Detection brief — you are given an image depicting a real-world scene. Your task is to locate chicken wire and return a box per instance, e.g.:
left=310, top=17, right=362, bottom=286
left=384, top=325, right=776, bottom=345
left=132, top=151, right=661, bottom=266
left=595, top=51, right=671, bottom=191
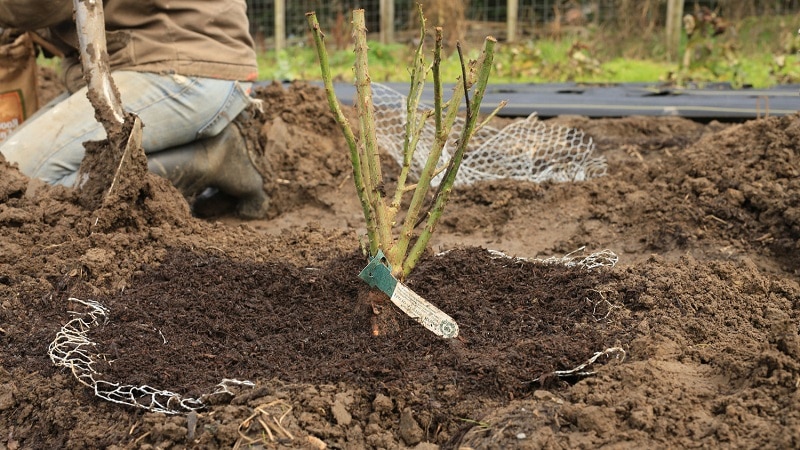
left=48, top=297, right=253, bottom=415
left=47, top=248, right=625, bottom=414
left=447, top=246, right=619, bottom=270
left=371, top=83, right=607, bottom=187
left=529, top=246, right=619, bottom=270
left=49, top=250, right=617, bottom=413
left=528, top=346, right=626, bottom=383
left=442, top=247, right=624, bottom=381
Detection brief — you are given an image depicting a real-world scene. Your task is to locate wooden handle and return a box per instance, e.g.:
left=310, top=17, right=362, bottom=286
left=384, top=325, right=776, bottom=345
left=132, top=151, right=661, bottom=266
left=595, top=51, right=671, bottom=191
left=73, top=0, right=125, bottom=136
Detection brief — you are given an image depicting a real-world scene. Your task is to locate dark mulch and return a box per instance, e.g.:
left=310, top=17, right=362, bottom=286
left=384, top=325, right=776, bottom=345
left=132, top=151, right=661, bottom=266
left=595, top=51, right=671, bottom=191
left=81, top=246, right=631, bottom=404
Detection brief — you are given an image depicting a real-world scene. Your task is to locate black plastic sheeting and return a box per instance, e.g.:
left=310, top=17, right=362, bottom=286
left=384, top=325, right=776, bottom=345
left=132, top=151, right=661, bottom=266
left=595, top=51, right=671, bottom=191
left=305, top=82, right=800, bottom=121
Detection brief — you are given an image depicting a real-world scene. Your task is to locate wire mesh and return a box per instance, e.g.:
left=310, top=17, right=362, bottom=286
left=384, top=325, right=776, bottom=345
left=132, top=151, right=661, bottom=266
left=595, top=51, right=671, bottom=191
left=371, top=83, right=607, bottom=187
left=48, top=298, right=254, bottom=415
left=246, top=0, right=800, bottom=49
left=247, top=0, right=415, bottom=49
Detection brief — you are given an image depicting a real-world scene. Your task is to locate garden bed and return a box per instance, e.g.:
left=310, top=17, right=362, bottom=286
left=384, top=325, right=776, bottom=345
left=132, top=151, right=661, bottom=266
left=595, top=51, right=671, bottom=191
left=1, top=82, right=799, bottom=449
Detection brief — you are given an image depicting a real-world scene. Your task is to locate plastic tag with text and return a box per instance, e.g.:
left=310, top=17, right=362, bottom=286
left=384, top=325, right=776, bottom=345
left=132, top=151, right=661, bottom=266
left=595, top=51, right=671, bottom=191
left=358, top=250, right=459, bottom=339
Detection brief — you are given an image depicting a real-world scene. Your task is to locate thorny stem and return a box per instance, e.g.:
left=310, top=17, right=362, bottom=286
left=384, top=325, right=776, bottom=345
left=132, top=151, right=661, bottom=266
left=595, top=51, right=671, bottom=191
left=352, top=10, right=393, bottom=255
left=306, top=12, right=378, bottom=251
left=432, top=28, right=444, bottom=144
left=457, top=42, right=471, bottom=123
left=394, top=29, right=464, bottom=269
left=308, top=8, right=498, bottom=280
left=411, top=26, right=445, bottom=232
left=390, top=5, right=429, bottom=213
left=403, top=37, right=497, bottom=277
left=413, top=38, right=469, bottom=230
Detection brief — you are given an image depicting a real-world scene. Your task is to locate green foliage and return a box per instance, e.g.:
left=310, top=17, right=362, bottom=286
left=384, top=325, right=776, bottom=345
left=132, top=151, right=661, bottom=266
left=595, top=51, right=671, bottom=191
left=257, top=49, right=297, bottom=81
left=601, top=58, right=673, bottom=83
left=36, top=54, right=61, bottom=72
left=664, top=10, right=800, bottom=88
left=259, top=14, right=800, bottom=88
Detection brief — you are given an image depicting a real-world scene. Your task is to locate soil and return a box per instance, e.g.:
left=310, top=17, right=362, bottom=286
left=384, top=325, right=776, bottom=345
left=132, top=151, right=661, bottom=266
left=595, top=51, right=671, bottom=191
left=2, top=80, right=800, bottom=450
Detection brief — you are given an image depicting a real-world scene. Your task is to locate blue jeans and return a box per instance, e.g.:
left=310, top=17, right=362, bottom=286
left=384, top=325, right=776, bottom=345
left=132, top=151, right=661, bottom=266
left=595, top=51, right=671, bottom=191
left=0, top=71, right=253, bottom=187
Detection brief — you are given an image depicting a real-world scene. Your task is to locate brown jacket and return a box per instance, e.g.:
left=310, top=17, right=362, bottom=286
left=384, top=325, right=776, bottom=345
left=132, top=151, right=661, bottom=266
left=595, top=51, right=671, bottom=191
left=0, top=0, right=258, bottom=92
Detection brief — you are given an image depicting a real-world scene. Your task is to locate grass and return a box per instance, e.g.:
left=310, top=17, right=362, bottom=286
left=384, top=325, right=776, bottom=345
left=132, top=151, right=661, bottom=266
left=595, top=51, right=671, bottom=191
left=598, top=59, right=674, bottom=84
left=257, top=14, right=800, bottom=88
left=253, top=42, right=646, bottom=85
left=32, top=14, right=799, bottom=89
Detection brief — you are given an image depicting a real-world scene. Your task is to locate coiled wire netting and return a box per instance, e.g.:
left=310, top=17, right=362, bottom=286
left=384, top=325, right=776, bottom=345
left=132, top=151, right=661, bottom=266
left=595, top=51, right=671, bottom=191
left=371, top=83, right=607, bottom=187
left=48, top=297, right=253, bottom=415
left=49, top=247, right=621, bottom=413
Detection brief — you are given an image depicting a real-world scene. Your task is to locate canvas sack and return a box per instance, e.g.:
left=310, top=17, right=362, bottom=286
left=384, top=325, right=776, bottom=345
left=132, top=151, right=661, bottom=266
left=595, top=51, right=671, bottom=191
left=0, top=31, right=39, bottom=143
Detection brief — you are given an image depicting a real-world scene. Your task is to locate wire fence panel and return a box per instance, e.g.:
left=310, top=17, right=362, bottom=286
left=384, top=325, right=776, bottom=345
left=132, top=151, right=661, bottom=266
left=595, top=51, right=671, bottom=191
left=247, top=1, right=415, bottom=49
left=246, top=0, right=800, bottom=49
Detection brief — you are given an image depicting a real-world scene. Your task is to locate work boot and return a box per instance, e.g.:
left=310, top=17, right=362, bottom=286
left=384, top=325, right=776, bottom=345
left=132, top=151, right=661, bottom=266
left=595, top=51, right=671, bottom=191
left=147, top=121, right=269, bottom=219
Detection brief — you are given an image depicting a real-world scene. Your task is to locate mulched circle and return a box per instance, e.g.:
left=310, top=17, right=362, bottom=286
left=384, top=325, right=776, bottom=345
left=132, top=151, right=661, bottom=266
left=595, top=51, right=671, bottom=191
left=81, top=246, right=633, bottom=403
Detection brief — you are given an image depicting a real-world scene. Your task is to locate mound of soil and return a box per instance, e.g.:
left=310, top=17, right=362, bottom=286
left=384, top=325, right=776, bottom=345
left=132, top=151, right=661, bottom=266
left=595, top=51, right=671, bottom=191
left=1, top=81, right=799, bottom=449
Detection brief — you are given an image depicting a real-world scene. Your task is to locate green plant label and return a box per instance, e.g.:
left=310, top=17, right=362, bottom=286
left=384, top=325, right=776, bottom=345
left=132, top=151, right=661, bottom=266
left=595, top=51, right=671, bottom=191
left=358, top=251, right=459, bottom=339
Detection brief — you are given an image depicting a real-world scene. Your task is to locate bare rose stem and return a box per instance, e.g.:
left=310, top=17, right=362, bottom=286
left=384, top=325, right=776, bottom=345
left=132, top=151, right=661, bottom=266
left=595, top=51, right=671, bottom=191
left=306, top=11, right=378, bottom=251
left=391, top=26, right=452, bottom=269
left=307, top=9, right=497, bottom=280
left=389, top=6, right=432, bottom=212
left=350, top=10, right=394, bottom=255
left=403, top=36, right=497, bottom=278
